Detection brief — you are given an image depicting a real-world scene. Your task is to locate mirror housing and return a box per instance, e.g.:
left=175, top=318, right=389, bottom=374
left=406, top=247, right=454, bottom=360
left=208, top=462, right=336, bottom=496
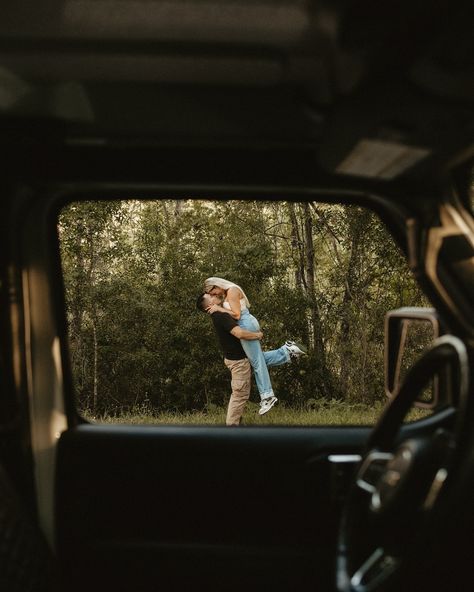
left=385, top=307, right=441, bottom=409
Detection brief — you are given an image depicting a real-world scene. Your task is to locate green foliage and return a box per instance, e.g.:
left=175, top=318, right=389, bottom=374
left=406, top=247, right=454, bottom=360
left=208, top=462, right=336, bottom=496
left=58, top=199, right=428, bottom=416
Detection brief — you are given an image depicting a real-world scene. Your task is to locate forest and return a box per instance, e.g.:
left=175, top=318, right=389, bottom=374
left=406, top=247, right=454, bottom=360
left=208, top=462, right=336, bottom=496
left=58, top=199, right=428, bottom=419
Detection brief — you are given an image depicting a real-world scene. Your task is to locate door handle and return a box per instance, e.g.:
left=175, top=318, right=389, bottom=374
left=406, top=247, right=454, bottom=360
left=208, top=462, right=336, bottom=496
left=328, top=455, right=362, bottom=502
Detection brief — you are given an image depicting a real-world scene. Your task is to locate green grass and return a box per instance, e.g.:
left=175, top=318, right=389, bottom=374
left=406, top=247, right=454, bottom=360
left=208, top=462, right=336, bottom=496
left=83, top=399, right=431, bottom=426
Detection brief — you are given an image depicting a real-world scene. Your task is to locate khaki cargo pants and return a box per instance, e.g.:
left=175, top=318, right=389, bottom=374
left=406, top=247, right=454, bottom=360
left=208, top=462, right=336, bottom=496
left=224, top=357, right=252, bottom=426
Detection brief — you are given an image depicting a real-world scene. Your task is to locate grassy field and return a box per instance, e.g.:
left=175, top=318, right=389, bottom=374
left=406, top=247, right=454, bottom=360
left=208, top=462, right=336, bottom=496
left=85, top=399, right=430, bottom=426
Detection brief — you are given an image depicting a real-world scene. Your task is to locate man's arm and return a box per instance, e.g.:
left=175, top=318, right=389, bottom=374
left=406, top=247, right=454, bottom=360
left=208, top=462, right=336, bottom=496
left=230, top=326, right=263, bottom=340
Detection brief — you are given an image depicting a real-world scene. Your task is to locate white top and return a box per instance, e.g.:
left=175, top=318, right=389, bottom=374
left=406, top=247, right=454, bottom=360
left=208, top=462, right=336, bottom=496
left=223, top=299, right=248, bottom=312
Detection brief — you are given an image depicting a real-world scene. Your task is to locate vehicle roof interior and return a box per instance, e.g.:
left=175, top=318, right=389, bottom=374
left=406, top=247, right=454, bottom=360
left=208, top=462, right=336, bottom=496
left=0, top=0, right=473, bottom=202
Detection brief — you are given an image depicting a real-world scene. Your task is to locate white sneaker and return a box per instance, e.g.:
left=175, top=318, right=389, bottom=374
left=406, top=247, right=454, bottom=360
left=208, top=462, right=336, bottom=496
left=259, top=396, right=278, bottom=415
left=285, top=340, right=308, bottom=358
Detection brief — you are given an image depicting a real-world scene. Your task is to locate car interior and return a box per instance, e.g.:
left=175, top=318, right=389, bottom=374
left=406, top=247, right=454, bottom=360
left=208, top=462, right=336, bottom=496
left=0, top=1, right=473, bottom=591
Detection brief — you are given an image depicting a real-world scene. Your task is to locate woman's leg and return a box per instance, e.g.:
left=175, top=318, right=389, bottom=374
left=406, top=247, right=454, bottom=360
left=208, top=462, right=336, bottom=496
left=238, top=312, right=274, bottom=400
left=263, top=346, right=290, bottom=367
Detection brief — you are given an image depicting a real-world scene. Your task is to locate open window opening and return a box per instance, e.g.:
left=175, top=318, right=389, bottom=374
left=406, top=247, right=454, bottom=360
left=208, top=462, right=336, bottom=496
left=57, top=199, right=429, bottom=426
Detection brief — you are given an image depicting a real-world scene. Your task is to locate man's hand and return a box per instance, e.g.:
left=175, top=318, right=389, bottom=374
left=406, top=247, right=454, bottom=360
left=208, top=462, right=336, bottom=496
left=231, top=327, right=263, bottom=341
left=206, top=304, right=226, bottom=314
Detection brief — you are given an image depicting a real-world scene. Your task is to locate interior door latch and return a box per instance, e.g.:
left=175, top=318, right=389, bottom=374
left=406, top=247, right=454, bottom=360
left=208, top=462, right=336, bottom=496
left=328, top=454, right=362, bottom=502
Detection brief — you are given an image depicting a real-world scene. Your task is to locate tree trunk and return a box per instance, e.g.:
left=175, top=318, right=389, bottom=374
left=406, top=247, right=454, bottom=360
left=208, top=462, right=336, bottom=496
left=287, top=203, right=305, bottom=289
left=92, top=318, right=98, bottom=412
left=302, top=204, right=327, bottom=371
left=288, top=202, right=340, bottom=398
left=338, top=208, right=370, bottom=399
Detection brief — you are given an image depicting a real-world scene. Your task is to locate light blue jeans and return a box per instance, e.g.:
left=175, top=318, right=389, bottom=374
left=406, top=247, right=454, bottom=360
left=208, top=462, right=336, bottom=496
left=238, top=309, right=290, bottom=400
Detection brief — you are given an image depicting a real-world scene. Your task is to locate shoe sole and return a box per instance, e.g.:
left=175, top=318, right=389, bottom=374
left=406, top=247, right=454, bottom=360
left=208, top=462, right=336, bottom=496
left=258, top=398, right=278, bottom=415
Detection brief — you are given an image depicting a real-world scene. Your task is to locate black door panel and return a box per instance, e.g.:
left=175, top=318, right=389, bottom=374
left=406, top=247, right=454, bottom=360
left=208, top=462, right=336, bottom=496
left=56, top=424, right=369, bottom=591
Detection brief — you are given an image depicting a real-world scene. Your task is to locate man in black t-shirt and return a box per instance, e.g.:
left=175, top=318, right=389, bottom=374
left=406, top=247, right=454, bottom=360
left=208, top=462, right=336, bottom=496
left=197, top=292, right=263, bottom=425
left=197, top=292, right=306, bottom=424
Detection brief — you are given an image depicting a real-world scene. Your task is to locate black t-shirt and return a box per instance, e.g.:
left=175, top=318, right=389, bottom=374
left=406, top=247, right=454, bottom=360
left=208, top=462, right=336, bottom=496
left=211, top=312, right=246, bottom=360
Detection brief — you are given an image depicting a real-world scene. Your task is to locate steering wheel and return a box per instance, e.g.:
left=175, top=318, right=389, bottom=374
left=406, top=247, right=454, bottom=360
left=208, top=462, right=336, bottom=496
left=336, top=335, right=469, bottom=592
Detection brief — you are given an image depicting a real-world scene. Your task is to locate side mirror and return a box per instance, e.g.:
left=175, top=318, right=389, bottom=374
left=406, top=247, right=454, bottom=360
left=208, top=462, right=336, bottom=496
left=385, top=307, right=441, bottom=409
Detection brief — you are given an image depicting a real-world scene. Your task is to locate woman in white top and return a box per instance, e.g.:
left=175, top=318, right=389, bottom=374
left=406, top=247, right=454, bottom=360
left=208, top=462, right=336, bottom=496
left=203, top=277, right=306, bottom=415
